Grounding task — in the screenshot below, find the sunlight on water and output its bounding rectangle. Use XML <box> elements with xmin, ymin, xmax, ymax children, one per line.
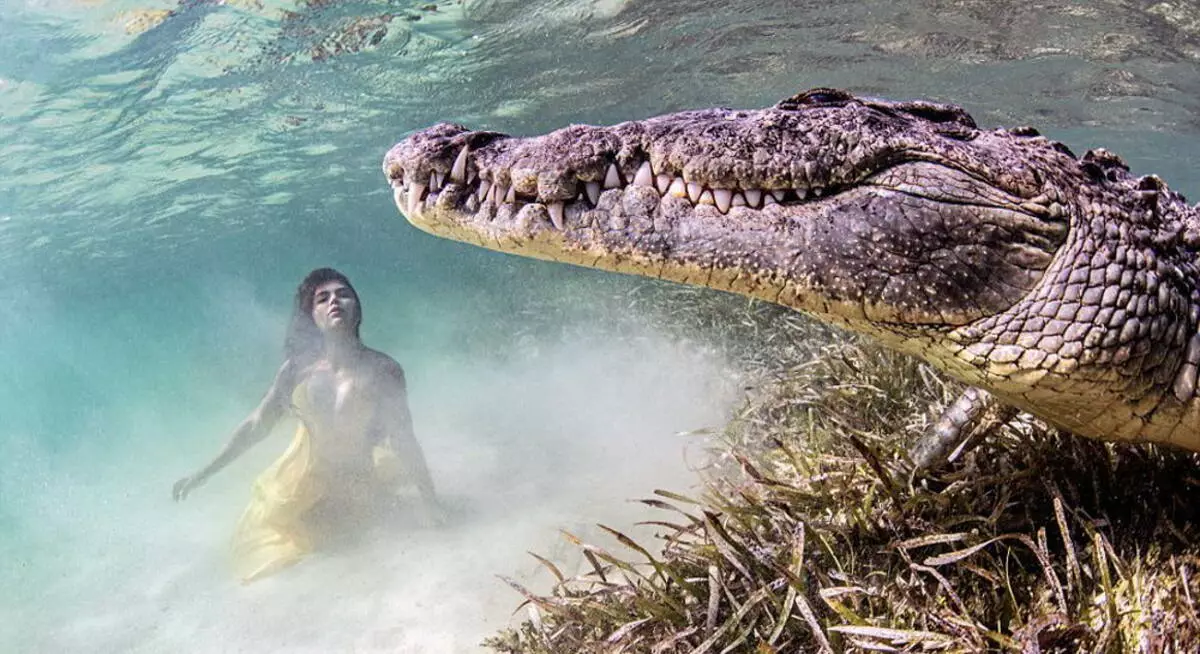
<box><xmin>3</xmin><ymin>0</ymin><xmax>1200</xmax><ymax>650</ymax></box>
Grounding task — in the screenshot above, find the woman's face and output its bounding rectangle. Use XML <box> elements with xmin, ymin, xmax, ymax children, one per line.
<box><xmin>311</xmin><ymin>280</ymin><xmax>360</xmax><ymax>334</ymax></box>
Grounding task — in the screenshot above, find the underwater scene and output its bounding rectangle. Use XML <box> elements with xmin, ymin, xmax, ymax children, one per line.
<box><xmin>4</xmin><ymin>0</ymin><xmax>1200</xmax><ymax>651</ymax></box>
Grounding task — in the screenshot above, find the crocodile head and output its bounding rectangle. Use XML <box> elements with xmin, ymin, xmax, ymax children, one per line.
<box><xmin>383</xmin><ymin>88</ymin><xmax>1200</xmax><ymax>448</ymax></box>
<box><xmin>383</xmin><ymin>89</ymin><xmax>1073</xmax><ymax>331</ymax></box>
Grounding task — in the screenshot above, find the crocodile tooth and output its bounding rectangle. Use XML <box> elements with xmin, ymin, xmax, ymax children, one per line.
<box><xmin>603</xmin><ymin>163</ymin><xmax>621</xmax><ymax>189</ymax></box>
<box><xmin>450</xmin><ymin>145</ymin><xmax>469</xmax><ymax>183</ymax></box>
<box><xmin>477</xmin><ymin>179</ymin><xmax>492</xmax><ymax>202</ymax></box>
<box><xmin>803</xmin><ymin>161</ymin><xmax>817</xmax><ymax>182</ymax></box>
<box><xmin>504</xmin><ymin>184</ymin><xmax>516</xmax><ymax>203</ymax></box>
<box><xmin>813</xmin><ymin>186</ymin><xmax>824</xmax><ymax>197</ymax></box>
<box><xmin>698</xmin><ymin>189</ymin><xmax>715</xmax><ymax>206</ymax></box>
<box><xmin>494</xmin><ymin>182</ymin><xmax>509</xmax><ymax>203</ymax></box>
<box><xmin>655</xmin><ymin>174</ymin><xmax>672</xmax><ymax>194</ymax></box>
<box><xmin>429</xmin><ymin>173</ymin><xmax>443</xmax><ymax>192</ymax></box>
<box><xmin>743</xmin><ymin>189</ymin><xmax>762</xmax><ymax>208</ymax></box>
<box><xmin>686</xmin><ymin>182</ymin><xmax>703</xmax><ymax>203</ymax></box>
<box><xmin>731</xmin><ymin>192</ymin><xmax>747</xmax><ymax>207</ymax></box>
<box><xmin>633</xmin><ymin>161</ymin><xmax>654</xmax><ymax>187</ymax></box>
<box><xmin>769</xmin><ymin>189</ymin><xmax>786</xmax><ymax>202</ymax></box>
<box><xmin>547</xmin><ymin>202</ymin><xmax>565</xmax><ymax>230</ymax></box>
<box><xmin>464</xmin><ymin>193</ymin><xmax>479</xmax><ymax>212</ymax></box>
<box><xmin>763</xmin><ymin>193</ymin><xmax>778</xmax><ymax>206</ymax></box>
<box><xmin>408</xmin><ymin>182</ymin><xmax>427</xmax><ymax>215</ymax></box>
<box><xmin>667</xmin><ymin>177</ymin><xmax>688</xmax><ymax>198</ymax></box>
<box><xmin>584</xmin><ymin>181</ymin><xmax>601</xmax><ymax>205</ymax></box>
<box><xmin>485</xmin><ymin>182</ymin><xmax>497</xmax><ymax>204</ymax></box>
<box><xmin>713</xmin><ymin>188</ymin><xmax>733</xmax><ymax>213</ymax></box>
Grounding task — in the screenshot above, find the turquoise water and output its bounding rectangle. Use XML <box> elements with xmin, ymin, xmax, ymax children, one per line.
<box><xmin>3</xmin><ymin>0</ymin><xmax>1200</xmax><ymax>650</ymax></box>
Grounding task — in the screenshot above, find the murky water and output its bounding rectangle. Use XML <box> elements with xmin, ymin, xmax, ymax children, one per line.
<box><xmin>3</xmin><ymin>0</ymin><xmax>1199</xmax><ymax>651</ymax></box>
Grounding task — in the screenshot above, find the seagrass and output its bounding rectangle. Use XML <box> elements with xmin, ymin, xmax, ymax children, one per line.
<box><xmin>484</xmin><ymin>287</ymin><xmax>1200</xmax><ymax>654</ymax></box>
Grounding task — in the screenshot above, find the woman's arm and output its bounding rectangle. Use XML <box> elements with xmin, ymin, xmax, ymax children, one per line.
<box><xmin>373</xmin><ymin>357</ymin><xmax>440</xmax><ymax>519</ymax></box>
<box><xmin>172</xmin><ymin>359</ymin><xmax>297</xmax><ymax>501</ymax></box>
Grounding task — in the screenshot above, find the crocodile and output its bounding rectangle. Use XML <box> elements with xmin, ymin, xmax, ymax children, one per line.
<box><xmin>381</xmin><ymin>88</ymin><xmax>1200</xmax><ymax>467</ymax></box>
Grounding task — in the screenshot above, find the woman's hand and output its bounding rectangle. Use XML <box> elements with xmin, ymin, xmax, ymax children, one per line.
<box><xmin>172</xmin><ymin>474</ymin><xmax>204</xmax><ymax>501</ymax></box>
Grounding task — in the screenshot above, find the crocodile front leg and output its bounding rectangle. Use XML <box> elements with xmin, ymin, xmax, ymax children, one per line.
<box><xmin>905</xmin><ymin>388</ymin><xmax>1021</xmax><ymax>480</ymax></box>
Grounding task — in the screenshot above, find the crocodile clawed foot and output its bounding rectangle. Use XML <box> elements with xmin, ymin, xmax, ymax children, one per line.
<box><xmin>898</xmin><ymin>388</ymin><xmax>1020</xmax><ymax>487</ymax></box>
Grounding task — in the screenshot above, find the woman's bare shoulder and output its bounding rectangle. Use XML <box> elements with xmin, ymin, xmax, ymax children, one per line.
<box><xmin>275</xmin><ymin>357</ymin><xmax>315</xmax><ymax>386</ymax></box>
<box><xmin>268</xmin><ymin>358</ymin><xmax>307</xmax><ymax>396</ymax></box>
<box><xmin>364</xmin><ymin>348</ymin><xmax>407</xmax><ymax>387</ymax></box>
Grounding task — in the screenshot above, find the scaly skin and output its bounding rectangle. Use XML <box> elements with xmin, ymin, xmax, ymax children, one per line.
<box><xmin>382</xmin><ymin>88</ymin><xmax>1200</xmax><ymax>452</ymax></box>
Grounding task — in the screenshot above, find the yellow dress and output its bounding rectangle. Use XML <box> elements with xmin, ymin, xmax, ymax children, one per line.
<box><xmin>230</xmin><ymin>382</ymin><xmax>406</xmax><ymax>583</ymax></box>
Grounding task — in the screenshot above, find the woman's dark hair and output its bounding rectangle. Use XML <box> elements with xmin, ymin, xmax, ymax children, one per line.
<box><xmin>284</xmin><ymin>267</ymin><xmax>361</xmax><ymax>367</ymax></box>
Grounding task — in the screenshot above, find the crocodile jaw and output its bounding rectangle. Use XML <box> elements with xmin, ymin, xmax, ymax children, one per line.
<box><xmin>398</xmin><ymin>176</ymin><xmax>1065</xmax><ymax>331</ymax></box>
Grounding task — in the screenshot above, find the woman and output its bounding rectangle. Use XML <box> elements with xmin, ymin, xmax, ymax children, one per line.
<box><xmin>173</xmin><ymin>268</ymin><xmax>439</xmax><ymax>583</ymax></box>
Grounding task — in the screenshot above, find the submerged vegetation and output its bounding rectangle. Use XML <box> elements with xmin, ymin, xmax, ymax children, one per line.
<box><xmin>483</xmin><ymin>285</ymin><xmax>1200</xmax><ymax>653</ymax></box>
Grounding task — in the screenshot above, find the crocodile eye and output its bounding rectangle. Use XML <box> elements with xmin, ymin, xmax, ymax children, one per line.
<box><xmin>797</xmin><ymin>88</ymin><xmax>853</xmax><ymax>105</ymax></box>
<box><xmin>775</xmin><ymin>88</ymin><xmax>855</xmax><ymax>110</ymax></box>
